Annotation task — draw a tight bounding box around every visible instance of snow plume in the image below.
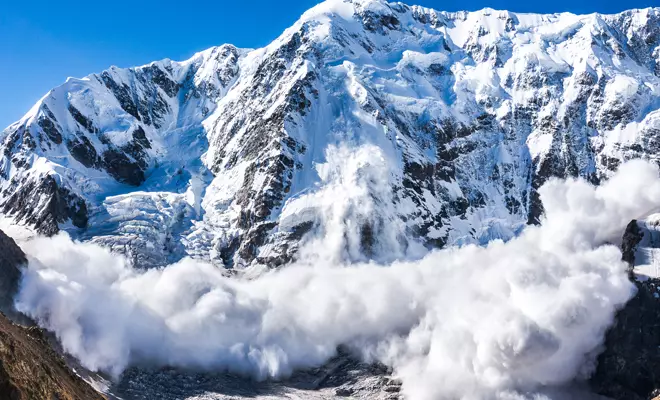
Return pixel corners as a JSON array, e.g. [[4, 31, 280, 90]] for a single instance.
[[288, 144, 425, 264], [13, 151, 660, 399]]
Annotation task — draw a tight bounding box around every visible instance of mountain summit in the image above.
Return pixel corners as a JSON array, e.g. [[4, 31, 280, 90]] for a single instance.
[[2, 0, 660, 268]]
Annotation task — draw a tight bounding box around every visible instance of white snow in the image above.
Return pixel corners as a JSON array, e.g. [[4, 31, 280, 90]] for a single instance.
[[634, 215, 660, 280]]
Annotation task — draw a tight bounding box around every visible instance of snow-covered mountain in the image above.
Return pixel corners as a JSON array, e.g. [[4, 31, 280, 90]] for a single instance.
[[2, 0, 660, 268]]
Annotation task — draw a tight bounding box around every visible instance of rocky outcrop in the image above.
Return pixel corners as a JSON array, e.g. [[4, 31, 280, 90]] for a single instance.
[[621, 220, 645, 271], [591, 278, 660, 399], [591, 221, 660, 399], [1, 175, 88, 235], [0, 229, 26, 313]]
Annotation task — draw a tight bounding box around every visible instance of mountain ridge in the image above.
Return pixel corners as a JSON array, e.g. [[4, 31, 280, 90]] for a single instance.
[[2, 0, 660, 269]]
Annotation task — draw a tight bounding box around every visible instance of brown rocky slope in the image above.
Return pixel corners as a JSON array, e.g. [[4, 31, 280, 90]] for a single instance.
[[0, 229, 105, 400]]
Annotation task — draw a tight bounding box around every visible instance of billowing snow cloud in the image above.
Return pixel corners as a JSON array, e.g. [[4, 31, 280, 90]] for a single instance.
[[14, 146, 660, 399]]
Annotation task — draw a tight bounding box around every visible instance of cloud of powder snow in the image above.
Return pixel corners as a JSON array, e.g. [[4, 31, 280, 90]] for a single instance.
[[13, 145, 660, 399]]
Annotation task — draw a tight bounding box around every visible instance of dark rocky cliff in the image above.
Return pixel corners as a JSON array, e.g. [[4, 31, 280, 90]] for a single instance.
[[591, 220, 660, 399], [0, 229, 25, 312]]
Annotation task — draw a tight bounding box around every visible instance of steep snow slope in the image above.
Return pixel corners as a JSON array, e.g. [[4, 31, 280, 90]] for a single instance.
[[2, 0, 660, 268]]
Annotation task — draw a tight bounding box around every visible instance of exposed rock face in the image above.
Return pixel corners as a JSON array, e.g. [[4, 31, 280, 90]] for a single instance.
[[621, 219, 645, 271], [591, 220, 660, 399], [1, 1, 660, 270], [0, 229, 26, 313], [591, 278, 660, 400], [0, 45, 240, 243]]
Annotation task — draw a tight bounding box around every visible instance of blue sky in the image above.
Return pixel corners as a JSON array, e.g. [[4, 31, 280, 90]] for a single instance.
[[1, 0, 657, 129]]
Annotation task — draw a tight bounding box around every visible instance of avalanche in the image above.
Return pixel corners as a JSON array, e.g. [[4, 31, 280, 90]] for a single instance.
[[3, 1, 660, 398], [14, 151, 660, 399]]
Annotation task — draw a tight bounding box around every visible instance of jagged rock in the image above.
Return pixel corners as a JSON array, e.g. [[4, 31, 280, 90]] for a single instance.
[[0, 229, 25, 313], [1, 175, 88, 235], [591, 278, 660, 400], [622, 220, 645, 273], [591, 220, 660, 399]]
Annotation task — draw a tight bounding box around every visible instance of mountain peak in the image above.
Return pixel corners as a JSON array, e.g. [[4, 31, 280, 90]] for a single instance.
[[1, 1, 660, 268]]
